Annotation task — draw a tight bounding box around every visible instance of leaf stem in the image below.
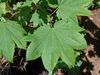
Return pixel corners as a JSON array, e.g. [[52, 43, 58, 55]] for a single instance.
[[9, 11, 20, 20], [9, 6, 30, 20], [49, 7, 58, 17]]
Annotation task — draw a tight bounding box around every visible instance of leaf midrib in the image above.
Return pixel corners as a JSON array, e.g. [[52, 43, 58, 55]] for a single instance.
[[3, 26, 12, 60], [54, 29, 71, 62], [27, 29, 52, 59], [5, 23, 25, 48]]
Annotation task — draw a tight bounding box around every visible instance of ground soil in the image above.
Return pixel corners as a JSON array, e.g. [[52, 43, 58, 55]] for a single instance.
[[0, 8, 100, 75], [80, 8, 100, 75]]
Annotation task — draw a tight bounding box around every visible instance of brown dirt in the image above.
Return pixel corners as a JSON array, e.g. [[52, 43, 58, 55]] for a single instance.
[[80, 8, 100, 75]]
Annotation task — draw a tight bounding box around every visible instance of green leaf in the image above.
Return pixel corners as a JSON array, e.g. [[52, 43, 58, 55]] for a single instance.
[[30, 10, 48, 26], [69, 66, 80, 75], [0, 8, 2, 18], [33, 0, 39, 4], [13, 2, 24, 10], [14, 3, 32, 26], [0, 49, 2, 58], [56, 60, 68, 69], [0, 3, 7, 14], [0, 0, 7, 2], [0, 20, 26, 62], [40, 0, 48, 7], [56, 0, 92, 23], [22, 20, 87, 72], [47, 0, 58, 8]]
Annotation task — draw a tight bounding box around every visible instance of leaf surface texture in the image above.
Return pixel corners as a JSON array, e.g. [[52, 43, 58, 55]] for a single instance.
[[0, 20, 26, 62], [23, 20, 87, 72]]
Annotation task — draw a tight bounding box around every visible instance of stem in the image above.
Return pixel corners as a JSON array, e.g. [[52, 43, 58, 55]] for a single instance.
[[49, 7, 58, 17], [9, 11, 20, 20], [9, 6, 30, 20]]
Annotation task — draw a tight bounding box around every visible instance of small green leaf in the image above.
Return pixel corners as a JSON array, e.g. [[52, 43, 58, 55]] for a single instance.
[[13, 2, 24, 10], [0, 3, 7, 14], [0, 20, 26, 62], [30, 10, 48, 26], [97, 2, 100, 7], [47, 0, 58, 8], [14, 4, 32, 26], [56, 60, 68, 69], [40, 0, 48, 7], [33, 0, 39, 4], [76, 60, 82, 67], [23, 20, 87, 72]]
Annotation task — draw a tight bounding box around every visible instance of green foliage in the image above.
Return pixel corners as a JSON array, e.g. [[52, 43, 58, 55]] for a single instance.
[[0, 20, 26, 62], [56, 0, 92, 25], [94, 0, 100, 7], [30, 10, 48, 26], [52, 58, 83, 75], [0, 0, 7, 2], [97, 2, 100, 7], [32, 0, 39, 4], [22, 20, 87, 73], [0, 0, 93, 74], [0, 3, 7, 14], [14, 2, 32, 26], [0, 8, 2, 18], [88, 0, 100, 8]]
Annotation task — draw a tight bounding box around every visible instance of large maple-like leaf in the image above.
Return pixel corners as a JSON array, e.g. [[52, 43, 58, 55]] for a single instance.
[[57, 0, 92, 23], [22, 20, 87, 72], [0, 20, 26, 62]]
